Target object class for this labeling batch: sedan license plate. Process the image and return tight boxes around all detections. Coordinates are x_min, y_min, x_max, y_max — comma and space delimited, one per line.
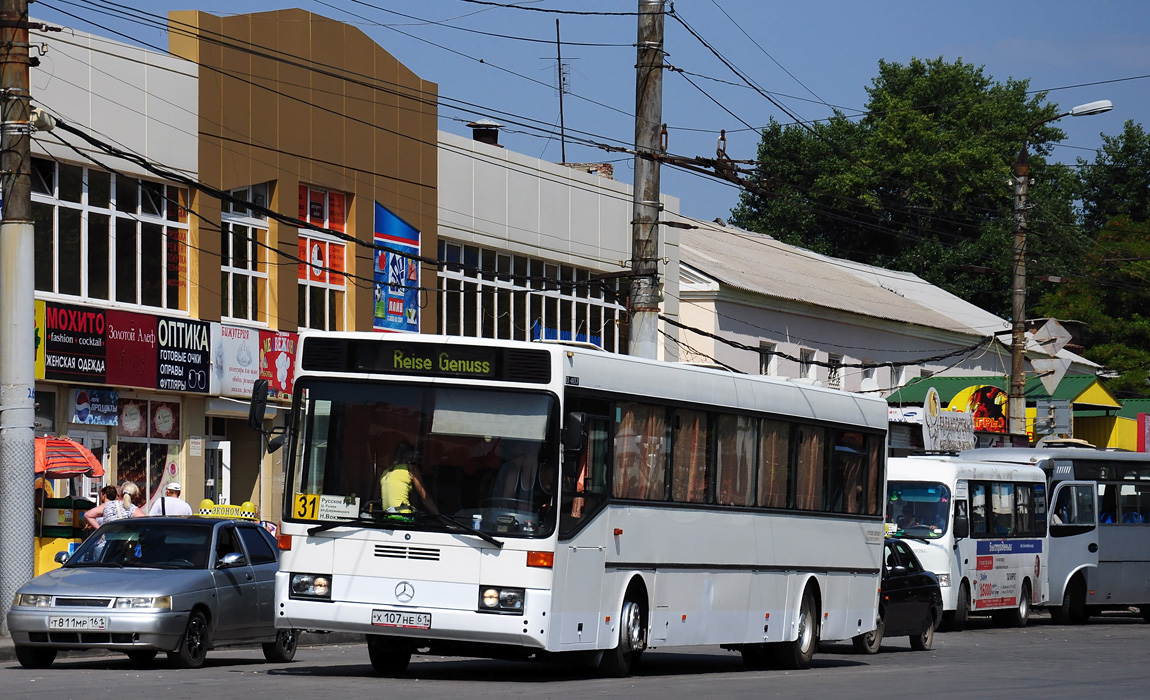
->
49, 616, 107, 631
371, 609, 431, 630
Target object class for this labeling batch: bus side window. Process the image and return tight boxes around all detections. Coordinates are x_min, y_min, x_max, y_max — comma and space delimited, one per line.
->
560, 416, 610, 538
970, 483, 988, 535
1098, 483, 1117, 525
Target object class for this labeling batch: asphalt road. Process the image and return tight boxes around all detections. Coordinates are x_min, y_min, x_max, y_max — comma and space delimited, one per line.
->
2, 611, 1147, 700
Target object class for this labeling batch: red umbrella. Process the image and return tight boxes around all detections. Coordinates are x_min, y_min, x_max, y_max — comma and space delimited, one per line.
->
34, 436, 105, 478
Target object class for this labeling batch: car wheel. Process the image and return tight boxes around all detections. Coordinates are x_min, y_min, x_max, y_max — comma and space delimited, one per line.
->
910, 611, 935, 651
14, 646, 57, 669
772, 586, 818, 670
599, 593, 646, 677
262, 629, 299, 663
943, 581, 970, 632
126, 649, 158, 666
852, 615, 884, 655
366, 634, 412, 675
168, 610, 210, 669
1003, 582, 1030, 628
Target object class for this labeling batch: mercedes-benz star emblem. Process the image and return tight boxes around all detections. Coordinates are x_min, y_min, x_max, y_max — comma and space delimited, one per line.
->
394, 581, 415, 603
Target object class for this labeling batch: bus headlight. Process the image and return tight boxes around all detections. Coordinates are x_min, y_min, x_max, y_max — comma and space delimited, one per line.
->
478, 586, 524, 613
290, 573, 333, 600
936, 573, 950, 587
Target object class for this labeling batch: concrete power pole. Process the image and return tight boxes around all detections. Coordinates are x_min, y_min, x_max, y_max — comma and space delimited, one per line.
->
1008, 146, 1030, 439
628, 0, 664, 359
0, 0, 37, 634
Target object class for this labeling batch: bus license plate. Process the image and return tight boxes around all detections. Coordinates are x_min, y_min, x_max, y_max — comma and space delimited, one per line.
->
371, 609, 431, 630
49, 616, 107, 630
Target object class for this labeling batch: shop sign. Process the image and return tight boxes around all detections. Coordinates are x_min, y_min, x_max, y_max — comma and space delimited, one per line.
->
156, 316, 210, 394
210, 323, 260, 398
71, 388, 119, 426
42, 301, 106, 383
921, 386, 975, 451
372, 202, 420, 333
117, 398, 148, 438
105, 310, 159, 389
260, 330, 298, 399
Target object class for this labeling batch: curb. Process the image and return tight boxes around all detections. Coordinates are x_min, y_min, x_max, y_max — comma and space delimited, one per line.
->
0, 630, 365, 664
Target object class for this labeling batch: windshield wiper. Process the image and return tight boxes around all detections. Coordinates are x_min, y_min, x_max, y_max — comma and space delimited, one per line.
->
415, 512, 504, 549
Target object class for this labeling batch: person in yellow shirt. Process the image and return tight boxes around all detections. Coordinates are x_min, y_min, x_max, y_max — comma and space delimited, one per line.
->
380, 441, 437, 514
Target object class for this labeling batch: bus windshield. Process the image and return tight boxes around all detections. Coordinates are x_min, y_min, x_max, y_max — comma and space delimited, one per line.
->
886, 481, 951, 539
287, 379, 559, 538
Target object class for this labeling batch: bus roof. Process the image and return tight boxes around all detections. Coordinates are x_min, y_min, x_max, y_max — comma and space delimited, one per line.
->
959, 448, 1150, 466
889, 455, 1048, 483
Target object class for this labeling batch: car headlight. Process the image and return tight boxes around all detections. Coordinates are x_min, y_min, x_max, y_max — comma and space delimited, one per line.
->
290, 573, 332, 600
114, 596, 172, 609
14, 593, 51, 608
478, 586, 524, 613
936, 573, 951, 587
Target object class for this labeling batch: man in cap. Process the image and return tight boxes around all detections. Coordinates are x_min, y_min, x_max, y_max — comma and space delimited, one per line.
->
148, 481, 194, 516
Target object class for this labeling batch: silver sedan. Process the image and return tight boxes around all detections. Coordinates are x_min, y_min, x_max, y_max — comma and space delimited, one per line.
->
7, 516, 298, 669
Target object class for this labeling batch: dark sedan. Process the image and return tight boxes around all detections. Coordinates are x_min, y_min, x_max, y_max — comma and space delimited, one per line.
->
853, 537, 942, 654
7, 517, 298, 669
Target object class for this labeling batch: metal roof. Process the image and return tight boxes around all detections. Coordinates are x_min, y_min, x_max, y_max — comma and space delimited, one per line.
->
886, 374, 1120, 409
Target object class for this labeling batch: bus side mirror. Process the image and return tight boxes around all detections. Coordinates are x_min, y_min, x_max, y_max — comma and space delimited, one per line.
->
248, 379, 269, 431
562, 412, 586, 452
952, 514, 969, 539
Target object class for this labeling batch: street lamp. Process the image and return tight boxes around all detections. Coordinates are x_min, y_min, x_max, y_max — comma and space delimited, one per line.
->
1009, 99, 1113, 439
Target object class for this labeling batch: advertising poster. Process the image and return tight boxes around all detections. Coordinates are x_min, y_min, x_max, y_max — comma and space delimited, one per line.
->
373, 201, 420, 333
105, 309, 159, 389
117, 398, 148, 438
42, 301, 107, 383
210, 323, 260, 398
71, 388, 119, 426
259, 330, 298, 400
948, 384, 1009, 434
150, 401, 181, 440
156, 316, 211, 394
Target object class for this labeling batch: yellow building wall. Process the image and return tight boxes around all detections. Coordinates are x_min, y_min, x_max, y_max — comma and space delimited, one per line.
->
1075, 416, 1137, 450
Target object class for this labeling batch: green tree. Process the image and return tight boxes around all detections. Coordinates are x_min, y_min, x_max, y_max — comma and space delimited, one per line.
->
1078, 119, 1150, 231
730, 57, 1085, 317
1035, 217, 1150, 398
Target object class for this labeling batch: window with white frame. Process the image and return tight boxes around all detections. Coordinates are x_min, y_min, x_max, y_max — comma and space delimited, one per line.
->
437, 240, 627, 352
759, 342, 777, 376
827, 353, 843, 389
220, 184, 270, 323
799, 348, 816, 380
31, 157, 189, 310
297, 185, 348, 331
861, 363, 877, 390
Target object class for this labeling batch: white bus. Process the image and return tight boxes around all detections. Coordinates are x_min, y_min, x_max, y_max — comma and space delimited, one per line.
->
886, 456, 1055, 630
249, 333, 888, 676
962, 447, 1150, 624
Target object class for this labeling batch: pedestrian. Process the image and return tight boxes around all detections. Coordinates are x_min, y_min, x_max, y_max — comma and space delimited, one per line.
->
85, 481, 142, 528
84, 485, 120, 529
148, 482, 194, 516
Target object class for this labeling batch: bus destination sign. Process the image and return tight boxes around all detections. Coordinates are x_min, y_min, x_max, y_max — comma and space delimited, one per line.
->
383, 346, 497, 379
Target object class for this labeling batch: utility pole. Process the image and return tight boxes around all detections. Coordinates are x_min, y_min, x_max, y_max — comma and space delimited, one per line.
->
1008, 145, 1029, 439
555, 19, 566, 164
0, 0, 37, 635
629, 0, 664, 359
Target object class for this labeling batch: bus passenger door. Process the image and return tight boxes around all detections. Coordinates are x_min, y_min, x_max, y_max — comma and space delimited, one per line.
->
556, 416, 610, 648
1047, 481, 1098, 607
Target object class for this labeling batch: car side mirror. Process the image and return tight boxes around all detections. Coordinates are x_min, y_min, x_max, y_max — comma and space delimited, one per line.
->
952, 514, 970, 539
217, 551, 247, 569
54, 551, 69, 564
248, 379, 269, 431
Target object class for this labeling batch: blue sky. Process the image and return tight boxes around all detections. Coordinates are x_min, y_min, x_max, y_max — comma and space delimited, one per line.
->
32, 1, 1150, 220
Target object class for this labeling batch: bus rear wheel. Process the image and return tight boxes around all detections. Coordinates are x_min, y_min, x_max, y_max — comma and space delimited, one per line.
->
366, 634, 412, 675
772, 587, 818, 670
1000, 582, 1030, 628
851, 616, 883, 655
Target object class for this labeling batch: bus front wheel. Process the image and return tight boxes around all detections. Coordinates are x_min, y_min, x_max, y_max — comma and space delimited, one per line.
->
599, 594, 646, 677
366, 634, 412, 675
943, 582, 970, 632
1051, 575, 1087, 625
772, 587, 818, 670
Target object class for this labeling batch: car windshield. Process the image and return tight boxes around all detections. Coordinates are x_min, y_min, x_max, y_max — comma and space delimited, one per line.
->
887, 481, 951, 539
68, 520, 213, 569
288, 379, 559, 538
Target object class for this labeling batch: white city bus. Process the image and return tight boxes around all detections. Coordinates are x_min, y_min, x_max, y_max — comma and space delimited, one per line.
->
250, 332, 888, 676
962, 447, 1150, 624
886, 456, 1056, 630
